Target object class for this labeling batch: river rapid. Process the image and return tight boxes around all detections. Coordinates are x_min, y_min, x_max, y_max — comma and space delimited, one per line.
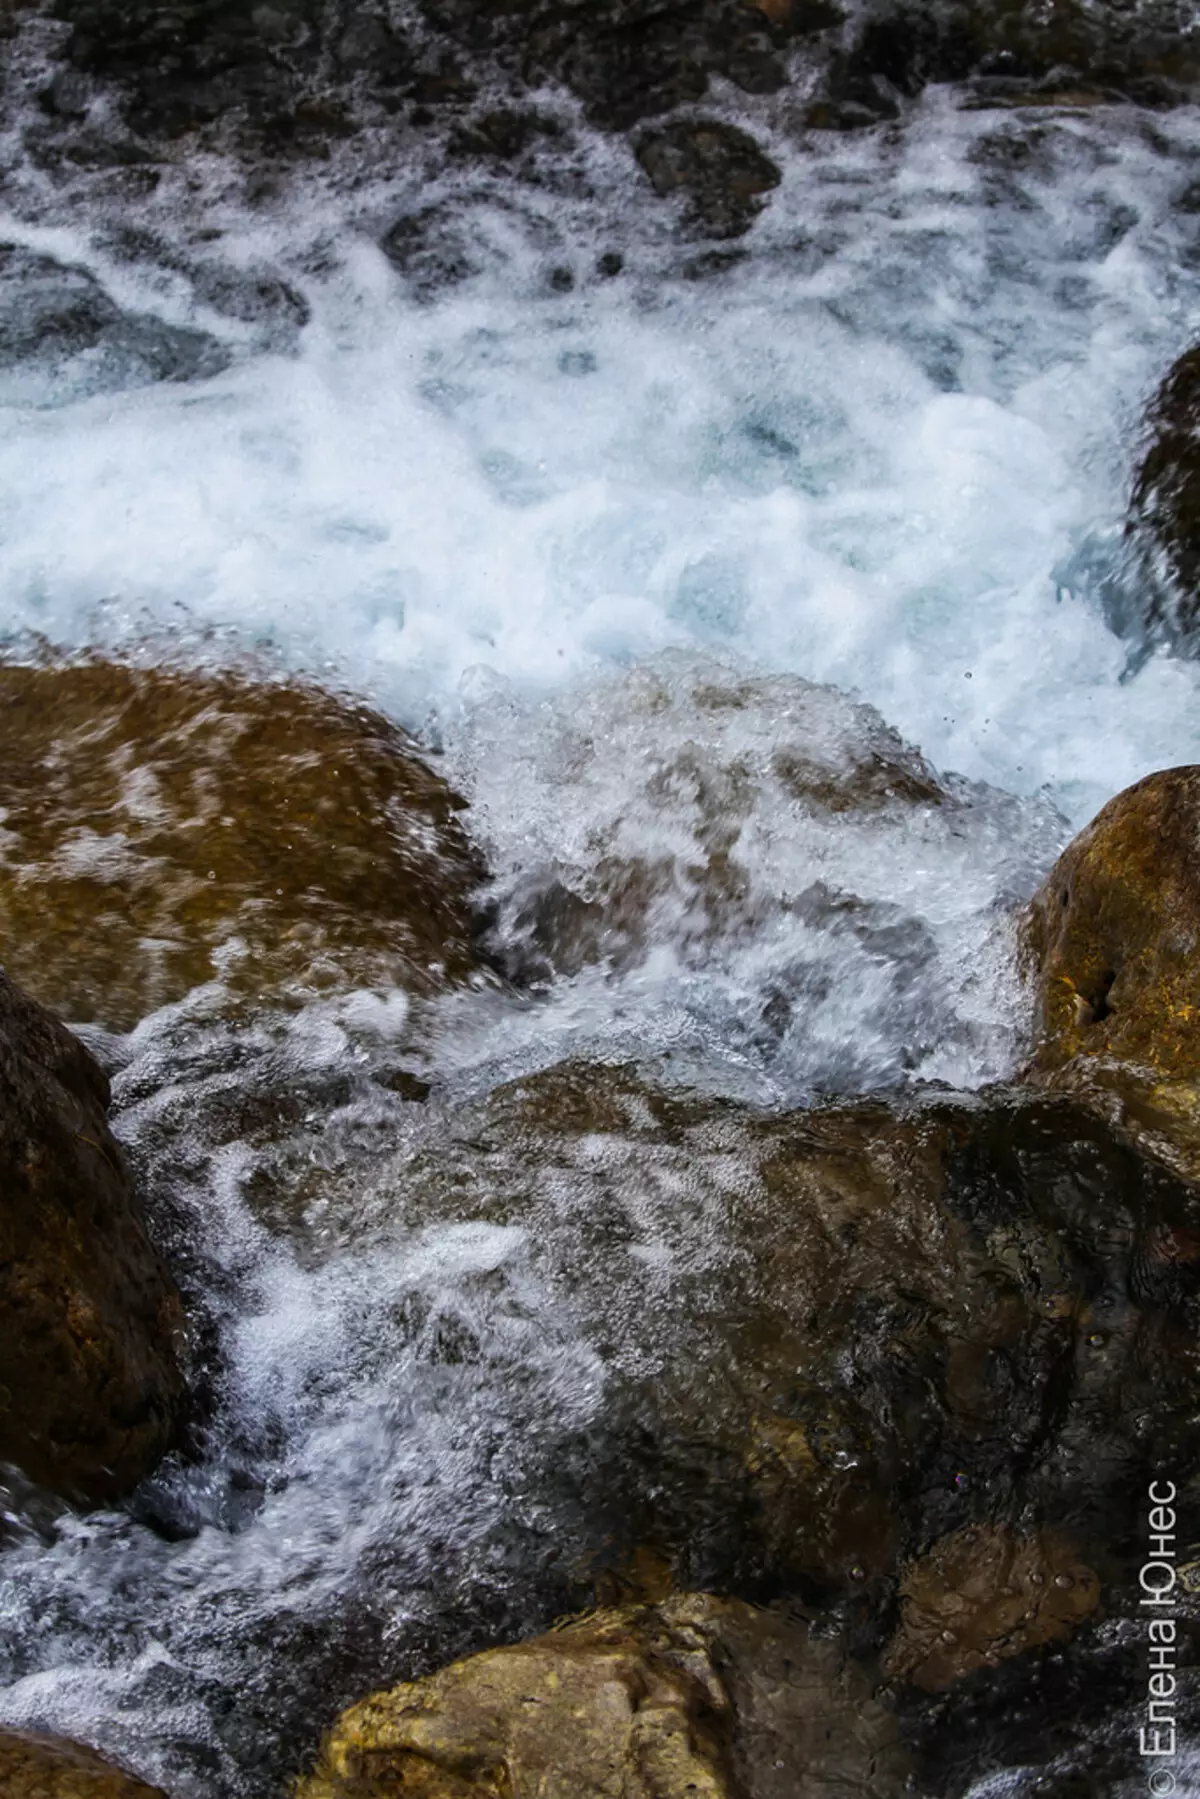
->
0, 4, 1199, 1793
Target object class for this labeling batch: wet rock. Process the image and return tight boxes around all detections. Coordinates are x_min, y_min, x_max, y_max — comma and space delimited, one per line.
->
883, 1525, 1100, 1691
0, 243, 229, 400
188, 263, 310, 341
296, 1592, 907, 1798
1024, 764, 1200, 1176
0, 661, 487, 1031
447, 105, 559, 162
1125, 344, 1200, 649
813, 0, 1199, 127
468, 664, 1054, 1089
381, 203, 480, 297
0, 1731, 166, 1798
51, 0, 327, 134
39, 0, 1200, 159
635, 120, 781, 238
0, 969, 185, 1502
278, 1059, 1200, 1609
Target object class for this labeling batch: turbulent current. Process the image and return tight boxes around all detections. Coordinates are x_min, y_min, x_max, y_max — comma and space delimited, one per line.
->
1, 12, 1199, 1795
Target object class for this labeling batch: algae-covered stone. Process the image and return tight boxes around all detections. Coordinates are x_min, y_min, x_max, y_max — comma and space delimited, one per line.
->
1024, 764, 1200, 1176
296, 1593, 905, 1799
0, 1731, 167, 1798
0, 661, 486, 1031
883, 1525, 1100, 1692
0, 969, 185, 1503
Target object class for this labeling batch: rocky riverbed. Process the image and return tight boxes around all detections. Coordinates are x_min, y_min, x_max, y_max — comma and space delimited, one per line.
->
1, 2, 1199, 1796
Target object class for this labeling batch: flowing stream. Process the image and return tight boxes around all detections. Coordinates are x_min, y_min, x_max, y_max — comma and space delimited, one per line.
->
0, 33, 1199, 1796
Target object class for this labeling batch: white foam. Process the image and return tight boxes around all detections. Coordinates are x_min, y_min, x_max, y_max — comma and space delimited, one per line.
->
1, 75, 1199, 1799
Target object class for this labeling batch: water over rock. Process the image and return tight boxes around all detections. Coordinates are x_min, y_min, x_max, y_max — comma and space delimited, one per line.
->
882, 1524, 1100, 1692
634, 120, 781, 239
467, 660, 1059, 1092
0, 969, 185, 1504
39, 0, 1200, 174
0, 660, 488, 1032
1125, 343, 1200, 652
0, 1730, 167, 1798
295, 1592, 907, 1799
0, 242, 229, 405
1024, 762, 1200, 1177
813, 0, 1200, 127
236, 1056, 1200, 1623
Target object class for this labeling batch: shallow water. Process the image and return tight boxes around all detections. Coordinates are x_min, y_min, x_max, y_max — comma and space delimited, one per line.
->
0, 33, 1199, 1797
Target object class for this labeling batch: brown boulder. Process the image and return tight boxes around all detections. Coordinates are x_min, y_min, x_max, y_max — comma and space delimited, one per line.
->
0, 1731, 167, 1798
0, 660, 486, 1031
1023, 764, 1200, 1175
295, 1593, 905, 1799
290, 1059, 1200, 1606
0, 969, 185, 1501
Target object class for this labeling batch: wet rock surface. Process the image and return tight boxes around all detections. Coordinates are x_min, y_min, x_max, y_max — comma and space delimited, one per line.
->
296, 1592, 906, 1799
468, 662, 1059, 1093
240, 1057, 1200, 1608
1024, 762, 1200, 1175
883, 1524, 1100, 1692
45, 0, 1200, 147
635, 120, 781, 239
0, 1730, 168, 1798
0, 0, 1184, 280
0, 969, 185, 1503
0, 660, 488, 1031
0, 242, 229, 402
1126, 343, 1200, 649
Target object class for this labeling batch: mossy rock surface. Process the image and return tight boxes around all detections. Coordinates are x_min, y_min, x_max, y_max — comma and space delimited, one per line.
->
296, 1592, 905, 1799
0, 1732, 167, 1799
0, 660, 486, 1031
1024, 763, 1200, 1175
0, 969, 186, 1501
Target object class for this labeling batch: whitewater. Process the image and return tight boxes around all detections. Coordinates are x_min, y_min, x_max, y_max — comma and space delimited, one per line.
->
1, 34, 1199, 1796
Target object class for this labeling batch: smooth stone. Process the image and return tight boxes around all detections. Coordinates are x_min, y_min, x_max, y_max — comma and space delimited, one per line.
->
0, 661, 487, 1031
0, 970, 185, 1503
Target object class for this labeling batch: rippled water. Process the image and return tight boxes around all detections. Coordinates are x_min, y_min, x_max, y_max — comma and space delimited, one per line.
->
0, 37, 1199, 1798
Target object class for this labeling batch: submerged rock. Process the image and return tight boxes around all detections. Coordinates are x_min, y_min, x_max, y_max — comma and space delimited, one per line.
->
468, 660, 1059, 1089
0, 661, 487, 1031
635, 120, 781, 239
0, 970, 185, 1503
1024, 763, 1200, 1176
0, 243, 229, 402
263, 1058, 1200, 1617
1125, 344, 1200, 649
0, 1731, 166, 1798
47, 0, 1199, 152
296, 1592, 906, 1799
883, 1524, 1100, 1692
815, 0, 1200, 127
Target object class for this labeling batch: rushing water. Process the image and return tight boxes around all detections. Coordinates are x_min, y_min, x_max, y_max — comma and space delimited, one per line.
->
1, 32, 1199, 1797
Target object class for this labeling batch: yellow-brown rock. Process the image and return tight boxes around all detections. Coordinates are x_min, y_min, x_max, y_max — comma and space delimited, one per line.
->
0, 660, 485, 1030
295, 1593, 905, 1799
0, 1729, 167, 1798
1024, 764, 1200, 1174
883, 1525, 1100, 1692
